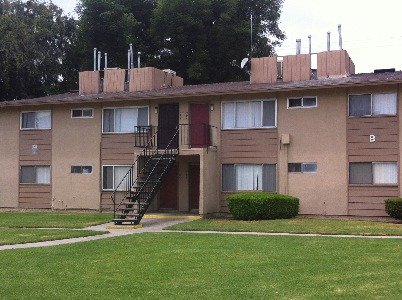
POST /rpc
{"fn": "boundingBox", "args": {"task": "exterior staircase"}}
[111,126,179,225]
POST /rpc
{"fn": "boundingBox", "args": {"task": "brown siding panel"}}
[221,129,278,164]
[19,130,52,165]
[348,185,397,217]
[101,134,137,165]
[19,185,51,209]
[347,115,399,216]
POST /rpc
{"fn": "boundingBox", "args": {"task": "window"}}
[103,107,149,133]
[288,163,317,173]
[222,100,276,129]
[21,111,51,129]
[349,93,397,117]
[349,162,397,184]
[102,165,132,190]
[71,166,93,174]
[20,166,51,184]
[222,164,276,192]
[287,97,317,108]
[71,109,93,118]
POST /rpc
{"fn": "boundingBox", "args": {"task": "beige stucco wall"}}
[0,108,20,207]
[278,88,348,215]
[200,148,220,215]
[52,104,102,210]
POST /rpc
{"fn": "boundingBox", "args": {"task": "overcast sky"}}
[52,0,402,73]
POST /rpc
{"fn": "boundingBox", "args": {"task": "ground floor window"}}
[20,166,51,184]
[222,164,276,192]
[102,165,132,191]
[349,162,398,184]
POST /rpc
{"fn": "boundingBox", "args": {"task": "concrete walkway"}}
[1,216,402,251]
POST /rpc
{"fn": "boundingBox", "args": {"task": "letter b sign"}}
[369,135,376,143]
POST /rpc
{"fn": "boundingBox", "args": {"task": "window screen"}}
[21,111,51,129]
[372,93,397,115]
[288,98,302,108]
[21,166,36,183]
[262,101,276,127]
[20,166,50,184]
[373,163,397,184]
[303,97,317,107]
[262,164,276,192]
[222,164,235,191]
[103,107,149,133]
[349,163,372,184]
[103,166,114,189]
[349,94,371,117]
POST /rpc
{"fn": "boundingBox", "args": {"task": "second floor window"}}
[103,107,149,133]
[222,100,276,129]
[21,111,51,130]
[349,93,397,117]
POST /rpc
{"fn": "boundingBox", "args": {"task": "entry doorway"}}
[188,164,200,210]
[159,164,178,210]
[158,103,179,149]
[189,103,209,148]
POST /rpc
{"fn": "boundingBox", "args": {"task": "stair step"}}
[116,213,140,218]
[113,218,140,225]
[121,201,148,205]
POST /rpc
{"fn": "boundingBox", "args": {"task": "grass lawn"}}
[0,211,113,228]
[0,228,105,245]
[166,218,402,236]
[0,233,401,299]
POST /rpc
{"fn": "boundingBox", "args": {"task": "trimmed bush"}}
[227,192,299,220]
[385,198,402,220]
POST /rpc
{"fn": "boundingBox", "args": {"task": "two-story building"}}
[1,49,401,222]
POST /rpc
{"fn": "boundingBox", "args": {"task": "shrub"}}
[385,198,402,220]
[227,192,299,220]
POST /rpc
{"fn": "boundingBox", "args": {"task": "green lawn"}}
[166,218,402,236]
[0,211,113,228]
[0,228,105,245]
[0,233,401,299]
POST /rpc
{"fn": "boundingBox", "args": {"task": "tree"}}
[0,0,77,101]
[76,0,156,71]
[151,0,284,84]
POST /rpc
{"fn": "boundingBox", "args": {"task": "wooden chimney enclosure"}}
[129,67,184,92]
[282,54,311,82]
[317,50,355,78]
[103,69,126,93]
[79,71,100,94]
[250,57,278,84]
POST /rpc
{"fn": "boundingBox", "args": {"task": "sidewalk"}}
[1,216,401,251]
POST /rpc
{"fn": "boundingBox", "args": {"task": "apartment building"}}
[0,49,401,222]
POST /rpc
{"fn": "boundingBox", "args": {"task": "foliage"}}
[0,233,401,299]
[76,0,156,71]
[151,0,285,84]
[167,218,402,236]
[0,0,78,101]
[227,192,299,220]
[0,228,104,245]
[0,211,113,228]
[385,198,402,220]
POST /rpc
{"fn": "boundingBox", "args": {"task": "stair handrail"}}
[111,126,158,217]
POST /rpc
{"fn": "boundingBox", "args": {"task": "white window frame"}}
[20,165,51,185]
[287,96,318,109]
[71,108,94,119]
[221,163,277,192]
[102,106,149,134]
[348,93,397,117]
[20,111,52,130]
[220,99,277,130]
[288,162,318,174]
[102,165,132,191]
[71,165,93,174]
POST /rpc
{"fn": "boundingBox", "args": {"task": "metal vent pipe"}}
[93,48,97,71]
[296,39,301,55]
[97,51,101,71]
[308,35,312,54]
[327,31,331,51]
[338,24,343,49]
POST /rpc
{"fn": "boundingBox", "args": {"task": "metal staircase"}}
[111,126,179,225]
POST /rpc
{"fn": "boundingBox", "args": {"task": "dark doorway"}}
[188,164,200,210]
[158,103,179,149]
[189,103,209,148]
[159,164,178,210]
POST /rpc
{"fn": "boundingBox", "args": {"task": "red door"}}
[189,103,209,148]
[188,164,200,210]
[159,165,178,210]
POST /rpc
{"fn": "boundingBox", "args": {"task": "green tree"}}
[0,0,77,101]
[151,0,284,84]
[76,0,156,70]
